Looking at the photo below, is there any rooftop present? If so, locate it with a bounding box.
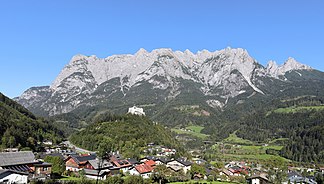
[0,151,36,166]
[135,164,154,174]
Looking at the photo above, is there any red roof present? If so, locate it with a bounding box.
[135,164,154,174]
[144,160,156,167]
[112,159,132,168]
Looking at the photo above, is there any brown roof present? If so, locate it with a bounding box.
[248,174,269,181]
[112,159,132,168]
[135,164,154,174]
[145,160,156,167]
[221,169,232,176]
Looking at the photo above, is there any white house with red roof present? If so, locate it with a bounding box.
[134,163,154,179]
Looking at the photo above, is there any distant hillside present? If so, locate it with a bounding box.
[69,114,185,159]
[235,96,324,163]
[0,92,63,150]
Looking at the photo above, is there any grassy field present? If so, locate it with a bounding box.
[170,181,234,184]
[270,106,324,114]
[219,153,289,162]
[172,125,209,139]
[59,176,81,181]
[187,125,205,133]
[223,132,254,145]
[210,132,289,163]
[268,138,289,144]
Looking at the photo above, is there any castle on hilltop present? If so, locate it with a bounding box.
[128,106,145,116]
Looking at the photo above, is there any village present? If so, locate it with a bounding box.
[0,106,323,184]
[0,139,323,184]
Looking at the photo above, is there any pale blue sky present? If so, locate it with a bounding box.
[1,0,323,97]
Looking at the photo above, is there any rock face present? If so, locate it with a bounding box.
[16,47,315,116]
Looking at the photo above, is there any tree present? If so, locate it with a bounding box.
[268,167,287,184]
[315,173,324,184]
[78,169,86,179]
[44,156,65,176]
[96,137,113,184]
[106,176,123,184]
[189,163,206,178]
[124,175,144,184]
[212,161,224,169]
[152,165,169,184]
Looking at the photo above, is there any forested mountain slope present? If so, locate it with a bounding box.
[0,92,63,150]
[69,114,185,159]
[235,96,324,163]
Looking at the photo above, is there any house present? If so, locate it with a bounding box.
[0,151,53,181]
[284,171,317,184]
[140,156,158,163]
[0,151,38,172]
[219,169,233,177]
[128,106,145,116]
[155,157,171,165]
[87,159,113,170]
[134,164,154,179]
[0,169,29,184]
[192,158,207,165]
[166,158,192,174]
[83,168,110,180]
[247,174,270,184]
[42,140,53,146]
[0,151,52,177]
[33,162,52,178]
[65,154,96,171]
[176,158,192,173]
[193,173,204,180]
[110,157,133,173]
[320,167,324,174]
[229,166,242,176]
[144,160,156,168]
[127,158,140,166]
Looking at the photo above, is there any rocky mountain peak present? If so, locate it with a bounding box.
[135,48,149,56]
[267,57,312,78]
[283,57,312,70]
[16,47,319,116]
[70,54,88,63]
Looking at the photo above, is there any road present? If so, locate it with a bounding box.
[63,140,96,154]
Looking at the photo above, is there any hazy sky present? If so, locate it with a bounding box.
[1,0,323,98]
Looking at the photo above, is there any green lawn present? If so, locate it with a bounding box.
[172,125,209,139]
[223,132,254,145]
[187,125,205,133]
[172,128,209,139]
[241,145,283,152]
[217,153,289,162]
[59,176,82,181]
[210,132,288,163]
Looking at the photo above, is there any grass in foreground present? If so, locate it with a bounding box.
[59,176,82,181]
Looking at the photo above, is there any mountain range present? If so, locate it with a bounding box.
[15,47,324,126]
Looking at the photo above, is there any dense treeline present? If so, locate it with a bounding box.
[0,92,63,150]
[236,96,324,163]
[70,113,185,159]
